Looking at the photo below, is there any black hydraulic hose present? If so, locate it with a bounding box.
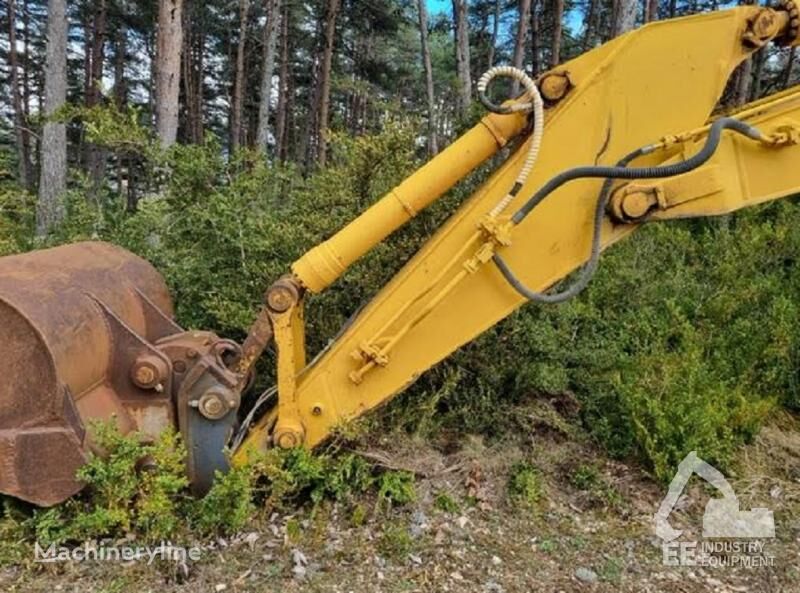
[493,150,642,304]
[492,117,765,304]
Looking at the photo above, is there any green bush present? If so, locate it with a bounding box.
[249,447,415,512]
[11,421,418,545]
[20,422,188,545]
[508,461,544,506]
[189,466,255,536]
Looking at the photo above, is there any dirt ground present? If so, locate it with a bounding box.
[2,399,799,593]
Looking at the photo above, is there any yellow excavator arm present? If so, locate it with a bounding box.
[233,4,800,461]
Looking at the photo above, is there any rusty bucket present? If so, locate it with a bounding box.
[0,242,181,506]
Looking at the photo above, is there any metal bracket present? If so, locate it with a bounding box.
[267,280,307,449]
[609,164,726,223]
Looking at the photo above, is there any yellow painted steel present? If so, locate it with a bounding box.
[622,91,800,221]
[235,6,800,461]
[291,110,529,293]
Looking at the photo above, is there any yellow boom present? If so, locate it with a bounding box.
[233,4,800,461]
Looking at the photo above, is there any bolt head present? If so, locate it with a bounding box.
[276,431,299,449]
[134,366,156,386]
[202,397,224,417]
[267,287,294,312]
[130,355,168,390]
[266,279,300,313]
[197,392,229,420]
[539,72,571,102]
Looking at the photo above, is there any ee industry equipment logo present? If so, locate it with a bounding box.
[653,451,775,568]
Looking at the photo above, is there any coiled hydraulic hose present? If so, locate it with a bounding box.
[477,66,546,217]
[493,117,765,304]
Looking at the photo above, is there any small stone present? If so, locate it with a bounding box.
[243,532,260,549]
[574,567,598,584]
[491,555,502,566]
[409,554,423,565]
[215,584,227,592]
[292,548,309,580]
[292,564,307,580]
[457,516,469,529]
[451,571,464,581]
[292,549,308,566]
[411,510,429,537]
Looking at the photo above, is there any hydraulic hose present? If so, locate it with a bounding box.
[493,117,765,304]
[477,66,546,217]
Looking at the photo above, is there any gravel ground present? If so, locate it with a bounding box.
[3,405,799,593]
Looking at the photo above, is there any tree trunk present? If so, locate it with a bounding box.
[22,0,30,115]
[86,0,108,199]
[511,0,531,95]
[750,47,766,102]
[7,0,32,190]
[732,61,752,106]
[299,17,322,166]
[452,0,472,117]
[281,62,295,163]
[114,28,127,107]
[732,0,757,106]
[417,0,438,156]
[530,0,540,75]
[156,0,184,148]
[231,0,251,152]
[550,0,564,68]
[113,27,134,210]
[256,0,281,154]
[582,0,597,51]
[645,0,658,22]
[487,0,500,69]
[275,0,291,162]
[87,0,107,107]
[612,0,638,37]
[194,29,206,142]
[22,0,34,180]
[783,47,797,89]
[82,17,92,105]
[182,6,205,145]
[315,0,341,168]
[37,0,68,236]
[182,18,193,141]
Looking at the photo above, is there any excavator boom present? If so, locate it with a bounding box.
[235,5,800,459]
